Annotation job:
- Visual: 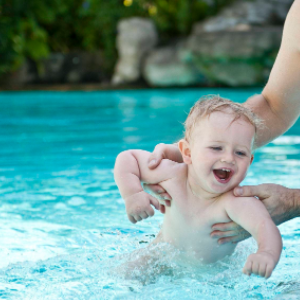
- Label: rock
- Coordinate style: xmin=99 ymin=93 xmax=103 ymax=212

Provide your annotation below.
xmin=0 ymin=58 xmax=39 ymax=88
xmin=143 ymin=43 xmax=205 ymax=87
xmin=186 ymin=27 xmax=282 ymax=86
xmin=4 ymin=52 xmax=106 ymax=86
xmin=39 ymin=53 xmax=65 ymax=83
xmin=63 ymin=52 xmax=106 ymax=84
xmin=193 ymin=0 xmax=292 ymax=34
xmin=112 ymin=18 xmax=158 ymax=85
xmin=38 ymin=52 xmax=105 ymax=84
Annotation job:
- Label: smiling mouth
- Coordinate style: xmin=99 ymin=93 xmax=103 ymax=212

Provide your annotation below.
xmin=213 ymin=168 xmax=233 ymax=183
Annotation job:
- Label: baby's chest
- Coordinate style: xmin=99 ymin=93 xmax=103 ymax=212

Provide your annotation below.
xmin=172 ymin=195 xmax=231 ymax=229
xmin=160 ymin=180 xmax=232 ymax=229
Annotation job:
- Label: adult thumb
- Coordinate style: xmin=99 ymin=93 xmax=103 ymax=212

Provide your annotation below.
xmin=233 ymin=185 xmax=264 ymax=198
xmin=148 ymin=144 xmax=165 ymax=169
xmin=148 ymin=156 xmax=159 ymax=169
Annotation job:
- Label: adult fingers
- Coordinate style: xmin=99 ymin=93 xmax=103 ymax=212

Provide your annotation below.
xmin=212 ymin=221 xmax=238 ymax=232
xmin=211 ymin=230 xmax=236 ymax=239
xmin=217 ymin=231 xmax=250 ymax=244
xmin=159 ymin=204 xmax=166 ymax=214
xmin=217 ymin=236 xmax=237 ymax=245
xmin=164 ymin=200 xmax=171 ymax=207
xmin=148 ymin=144 xmax=166 ymax=169
xmin=144 ymin=183 xmax=166 ymax=195
xmin=233 ymin=184 xmax=270 ymax=199
xmin=160 ymin=193 xmax=172 ymax=201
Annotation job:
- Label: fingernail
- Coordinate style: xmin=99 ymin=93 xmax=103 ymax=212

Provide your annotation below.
xmin=149 ymin=159 xmax=156 ymax=166
xmin=235 ymin=187 xmax=243 ymax=196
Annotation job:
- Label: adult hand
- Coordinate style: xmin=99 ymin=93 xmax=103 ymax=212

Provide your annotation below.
xmin=143 ymin=183 xmax=172 ymax=214
xmin=148 ymin=143 xmax=183 ymax=169
xmin=144 ymin=143 xmax=182 ymax=212
xmin=211 ymin=184 xmax=300 ymax=244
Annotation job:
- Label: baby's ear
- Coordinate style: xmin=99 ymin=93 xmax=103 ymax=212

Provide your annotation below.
xmin=178 ymin=139 xmax=192 ymax=164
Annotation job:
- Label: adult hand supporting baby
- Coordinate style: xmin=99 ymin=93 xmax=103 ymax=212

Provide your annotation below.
xmin=211 ymin=184 xmax=300 ymax=244
xmin=144 ymin=143 xmax=177 ymax=213
xmin=146 ymin=0 xmax=300 ymax=230
xmin=142 ymin=182 xmax=171 ymax=214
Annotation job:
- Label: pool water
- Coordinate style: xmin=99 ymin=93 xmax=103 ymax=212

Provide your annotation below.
xmin=0 ymin=89 xmax=300 ymax=299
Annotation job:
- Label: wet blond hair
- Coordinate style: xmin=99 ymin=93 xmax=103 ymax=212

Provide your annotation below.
xmin=184 ymin=95 xmax=262 ymax=146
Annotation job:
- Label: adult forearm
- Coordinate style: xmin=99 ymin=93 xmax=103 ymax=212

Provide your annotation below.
xmin=243 ymin=94 xmax=296 ymax=148
xmin=289 ymin=188 xmax=300 ymax=220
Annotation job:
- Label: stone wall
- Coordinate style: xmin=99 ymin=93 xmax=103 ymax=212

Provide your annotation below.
xmin=3 ymin=0 xmax=293 ymax=89
xmin=114 ymin=0 xmax=292 ymax=87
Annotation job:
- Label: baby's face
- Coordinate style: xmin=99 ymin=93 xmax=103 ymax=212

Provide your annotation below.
xmin=188 ymin=111 xmax=255 ymax=195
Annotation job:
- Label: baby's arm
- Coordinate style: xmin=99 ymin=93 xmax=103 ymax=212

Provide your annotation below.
xmin=114 ymin=150 xmax=178 ymax=223
xmin=225 ymin=196 xmax=282 ymax=279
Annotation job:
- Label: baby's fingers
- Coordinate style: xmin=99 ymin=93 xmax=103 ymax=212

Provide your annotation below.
xmin=149 ymin=197 xmax=159 ymax=210
xmin=145 ymin=206 xmax=155 ymax=218
xmin=243 ymin=256 xmax=253 ymax=276
xmin=128 ymin=215 xmax=137 ymax=224
xmin=251 ymin=260 xmax=259 ymax=276
xmin=257 ymin=262 xmax=274 ymax=279
xmin=258 ymin=263 xmax=267 ymax=278
xmin=134 ymin=215 xmax=142 ymax=222
xmin=265 ymin=265 xmax=273 ymax=279
xmin=139 ymin=211 xmax=149 ymax=220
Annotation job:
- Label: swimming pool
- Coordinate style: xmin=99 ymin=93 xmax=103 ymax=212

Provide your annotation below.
xmin=0 ymin=89 xmax=300 ymax=299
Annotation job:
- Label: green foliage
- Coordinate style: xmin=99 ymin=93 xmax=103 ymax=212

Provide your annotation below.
xmin=0 ymin=0 xmax=235 ymax=78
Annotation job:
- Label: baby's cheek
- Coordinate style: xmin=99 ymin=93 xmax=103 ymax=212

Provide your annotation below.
xmin=240 ymin=165 xmax=250 ymax=179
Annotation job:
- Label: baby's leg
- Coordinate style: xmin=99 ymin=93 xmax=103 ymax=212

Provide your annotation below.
xmin=114 ymin=239 xmax=174 ymax=284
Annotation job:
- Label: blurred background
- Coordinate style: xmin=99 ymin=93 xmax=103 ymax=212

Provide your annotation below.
xmin=0 ymin=0 xmax=293 ymax=90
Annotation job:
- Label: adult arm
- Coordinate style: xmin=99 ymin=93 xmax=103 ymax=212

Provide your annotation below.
xmin=211 ymin=184 xmax=300 ymax=243
xmin=147 ymin=0 xmax=300 ymax=218
xmin=148 ymin=0 xmax=300 ymax=164
xmin=211 ymin=1 xmax=300 ymax=241
xmin=246 ymin=0 xmax=300 ymax=148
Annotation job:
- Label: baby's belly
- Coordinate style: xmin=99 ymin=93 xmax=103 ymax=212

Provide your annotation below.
xmin=155 ymin=220 xmax=236 ymax=264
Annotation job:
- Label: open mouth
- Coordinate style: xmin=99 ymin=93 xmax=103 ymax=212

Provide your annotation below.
xmin=213 ymin=168 xmax=233 ymax=183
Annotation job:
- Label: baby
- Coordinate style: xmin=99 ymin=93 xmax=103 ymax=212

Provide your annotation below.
xmin=114 ymin=95 xmax=282 ymax=279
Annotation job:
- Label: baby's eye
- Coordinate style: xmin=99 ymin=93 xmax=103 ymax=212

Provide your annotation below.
xmin=236 ymin=151 xmax=246 ymax=156
xmin=210 ymin=146 xmax=222 ymax=151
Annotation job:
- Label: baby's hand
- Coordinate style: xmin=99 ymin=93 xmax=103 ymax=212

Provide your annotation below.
xmin=243 ymin=251 xmax=276 ymax=279
xmin=125 ymin=191 xmax=159 ymax=223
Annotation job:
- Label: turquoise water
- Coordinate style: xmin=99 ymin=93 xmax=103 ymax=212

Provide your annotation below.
xmin=0 ymin=89 xmax=300 ymax=299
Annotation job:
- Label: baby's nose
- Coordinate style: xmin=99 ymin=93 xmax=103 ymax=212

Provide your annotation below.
xmin=220 ymin=154 xmax=235 ymax=165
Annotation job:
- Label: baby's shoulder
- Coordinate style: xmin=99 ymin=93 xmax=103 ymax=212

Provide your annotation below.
xmin=219 ymin=190 xmax=260 ymax=212
xmin=219 ymin=190 xmax=254 ymax=203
